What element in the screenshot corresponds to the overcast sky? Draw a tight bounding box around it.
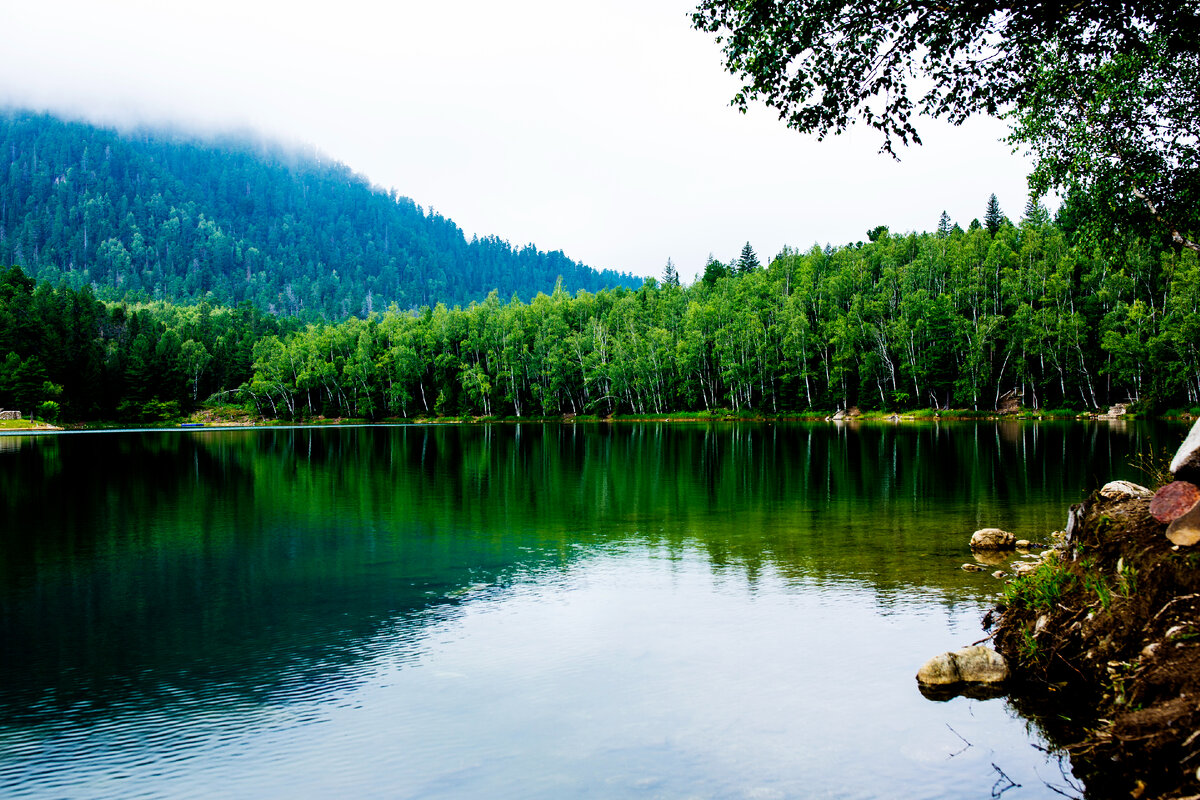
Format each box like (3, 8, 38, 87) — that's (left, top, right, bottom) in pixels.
(1, 0, 1035, 283)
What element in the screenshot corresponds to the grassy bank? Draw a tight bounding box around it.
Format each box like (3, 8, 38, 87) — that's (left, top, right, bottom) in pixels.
(992, 487, 1200, 799)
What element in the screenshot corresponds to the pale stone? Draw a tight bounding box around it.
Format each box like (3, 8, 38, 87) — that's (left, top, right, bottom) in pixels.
(917, 645, 1008, 686)
(1015, 539, 1032, 549)
(1012, 561, 1039, 576)
(961, 563, 984, 572)
(1166, 504, 1200, 546)
(1099, 480, 1154, 500)
(916, 652, 960, 685)
(1098, 403, 1128, 419)
(953, 646, 1009, 683)
(970, 528, 1016, 550)
(1171, 418, 1200, 483)
(992, 570, 1007, 578)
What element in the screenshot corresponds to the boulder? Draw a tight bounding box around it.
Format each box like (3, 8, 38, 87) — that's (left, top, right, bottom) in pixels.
(1149, 481, 1200, 545)
(917, 645, 1009, 686)
(1171, 418, 1200, 484)
(970, 528, 1016, 550)
(961, 563, 984, 572)
(996, 389, 1021, 416)
(1099, 480, 1153, 500)
(1167, 504, 1200, 547)
(1098, 402, 1128, 419)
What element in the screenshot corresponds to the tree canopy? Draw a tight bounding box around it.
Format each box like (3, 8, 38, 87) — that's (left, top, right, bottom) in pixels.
(691, 0, 1200, 249)
(0, 112, 642, 320)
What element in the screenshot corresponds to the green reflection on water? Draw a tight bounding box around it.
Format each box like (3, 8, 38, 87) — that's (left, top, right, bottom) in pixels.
(0, 420, 1181, 722)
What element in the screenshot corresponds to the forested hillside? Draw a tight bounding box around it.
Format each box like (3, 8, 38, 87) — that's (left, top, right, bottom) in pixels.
(3, 208, 1197, 423)
(0, 111, 640, 317)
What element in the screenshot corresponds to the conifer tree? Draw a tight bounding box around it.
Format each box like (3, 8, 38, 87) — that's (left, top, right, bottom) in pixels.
(662, 258, 681, 287)
(984, 194, 1004, 235)
(737, 242, 760, 274)
(936, 211, 952, 237)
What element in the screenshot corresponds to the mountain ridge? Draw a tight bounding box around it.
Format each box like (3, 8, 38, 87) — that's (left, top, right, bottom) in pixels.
(0, 110, 641, 318)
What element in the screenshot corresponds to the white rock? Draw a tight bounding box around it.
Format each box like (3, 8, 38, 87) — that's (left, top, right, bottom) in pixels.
(1171, 418, 1200, 481)
(970, 528, 1016, 550)
(1099, 480, 1153, 500)
(917, 645, 1008, 686)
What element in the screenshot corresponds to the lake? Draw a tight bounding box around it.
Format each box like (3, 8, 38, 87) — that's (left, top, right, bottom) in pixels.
(0, 420, 1184, 799)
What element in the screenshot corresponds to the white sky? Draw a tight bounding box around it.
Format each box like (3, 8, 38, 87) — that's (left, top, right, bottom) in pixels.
(0, 0, 1035, 283)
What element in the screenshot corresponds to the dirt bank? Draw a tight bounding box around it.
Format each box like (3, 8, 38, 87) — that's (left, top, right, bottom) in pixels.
(991, 488, 1200, 799)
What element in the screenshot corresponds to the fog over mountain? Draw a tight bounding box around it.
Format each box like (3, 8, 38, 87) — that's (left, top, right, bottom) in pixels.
(0, 1, 1036, 283)
(0, 111, 642, 317)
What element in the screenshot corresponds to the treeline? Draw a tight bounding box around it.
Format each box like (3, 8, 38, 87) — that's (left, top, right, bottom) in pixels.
(241, 219, 1200, 419)
(0, 266, 286, 421)
(3, 213, 1199, 423)
(0, 111, 640, 318)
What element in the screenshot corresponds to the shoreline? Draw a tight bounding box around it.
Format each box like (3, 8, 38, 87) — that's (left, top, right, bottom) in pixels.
(3, 406, 1193, 434)
(990, 422, 1200, 799)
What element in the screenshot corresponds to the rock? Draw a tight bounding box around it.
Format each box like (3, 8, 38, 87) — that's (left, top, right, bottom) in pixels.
(1171, 418, 1200, 484)
(1166, 504, 1200, 546)
(996, 389, 1021, 415)
(1099, 480, 1153, 500)
(917, 645, 1009, 686)
(832, 409, 846, 420)
(1150, 481, 1200, 525)
(915, 652, 960, 684)
(970, 528, 1016, 550)
(1015, 539, 1032, 549)
(1097, 402, 1128, 419)
(1012, 561, 1039, 575)
(961, 563, 984, 572)
(992, 570, 1007, 579)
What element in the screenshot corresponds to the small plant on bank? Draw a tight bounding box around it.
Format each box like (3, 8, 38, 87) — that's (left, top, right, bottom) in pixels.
(1115, 556, 1138, 598)
(1084, 572, 1113, 610)
(1128, 444, 1175, 489)
(1002, 561, 1077, 611)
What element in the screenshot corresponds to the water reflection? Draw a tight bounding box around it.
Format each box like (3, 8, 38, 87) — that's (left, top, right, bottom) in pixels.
(0, 421, 1184, 798)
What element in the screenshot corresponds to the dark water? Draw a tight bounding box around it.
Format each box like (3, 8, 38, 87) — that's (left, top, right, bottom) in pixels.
(0, 421, 1183, 799)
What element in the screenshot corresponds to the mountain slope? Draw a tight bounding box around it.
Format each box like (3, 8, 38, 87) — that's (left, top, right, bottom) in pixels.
(0, 111, 640, 317)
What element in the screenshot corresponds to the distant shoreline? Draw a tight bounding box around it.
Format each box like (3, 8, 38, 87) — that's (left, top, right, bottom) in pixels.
(2, 410, 1191, 435)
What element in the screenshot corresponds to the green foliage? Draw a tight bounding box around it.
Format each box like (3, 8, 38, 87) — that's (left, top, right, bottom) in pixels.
(692, 0, 1198, 252)
(6, 201, 1200, 422)
(1003, 562, 1076, 612)
(0, 266, 285, 421)
(1085, 572, 1114, 610)
(985, 195, 1004, 236)
(0, 112, 641, 321)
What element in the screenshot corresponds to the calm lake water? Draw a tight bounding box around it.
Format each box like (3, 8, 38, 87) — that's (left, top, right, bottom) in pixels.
(0, 421, 1185, 799)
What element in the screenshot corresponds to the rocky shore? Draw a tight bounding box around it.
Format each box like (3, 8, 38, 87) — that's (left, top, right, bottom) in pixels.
(988, 420, 1200, 799)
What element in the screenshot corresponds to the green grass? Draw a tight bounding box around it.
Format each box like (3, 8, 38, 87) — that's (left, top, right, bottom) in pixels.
(1002, 560, 1077, 611)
